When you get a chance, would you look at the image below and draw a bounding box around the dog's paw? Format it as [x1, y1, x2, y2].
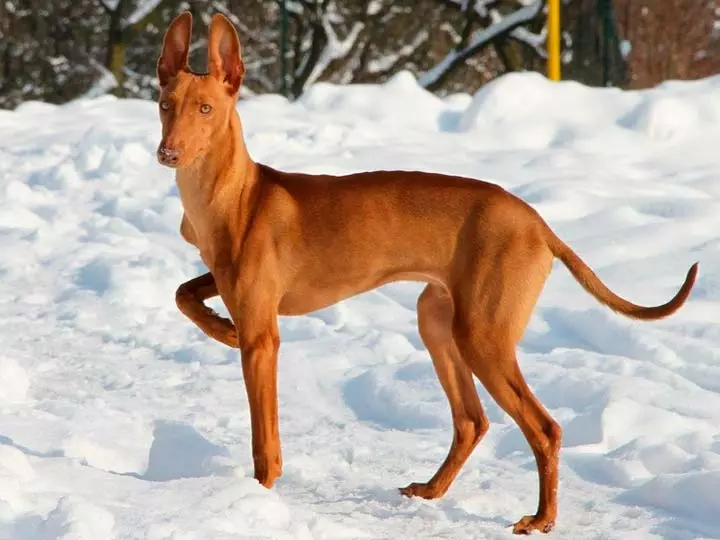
[398, 482, 443, 500]
[512, 515, 555, 535]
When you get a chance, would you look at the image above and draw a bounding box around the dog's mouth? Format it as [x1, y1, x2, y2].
[157, 157, 179, 169]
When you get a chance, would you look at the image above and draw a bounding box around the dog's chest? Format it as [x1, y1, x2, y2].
[175, 175, 223, 260]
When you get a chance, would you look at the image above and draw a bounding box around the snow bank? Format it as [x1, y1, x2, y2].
[0, 357, 30, 404]
[621, 471, 720, 529]
[299, 71, 445, 129]
[458, 72, 720, 148]
[27, 496, 115, 540]
[1, 71, 719, 538]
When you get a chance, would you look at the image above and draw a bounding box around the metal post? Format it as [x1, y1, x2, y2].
[599, 0, 615, 86]
[547, 0, 561, 81]
[279, 0, 288, 97]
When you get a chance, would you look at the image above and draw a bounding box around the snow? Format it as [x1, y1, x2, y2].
[1, 71, 720, 538]
[123, 0, 164, 28]
[366, 0, 383, 16]
[0, 358, 29, 404]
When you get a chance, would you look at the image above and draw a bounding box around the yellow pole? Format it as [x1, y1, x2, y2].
[547, 0, 561, 81]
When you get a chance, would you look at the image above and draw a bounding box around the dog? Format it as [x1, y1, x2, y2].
[156, 12, 697, 534]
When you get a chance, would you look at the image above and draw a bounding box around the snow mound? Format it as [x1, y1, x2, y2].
[143, 421, 234, 481]
[0, 444, 34, 481]
[1, 72, 720, 538]
[0, 357, 30, 403]
[620, 471, 720, 528]
[458, 72, 632, 131]
[459, 72, 558, 129]
[299, 71, 445, 128]
[24, 496, 115, 540]
[342, 360, 445, 431]
[624, 95, 701, 141]
[457, 71, 720, 150]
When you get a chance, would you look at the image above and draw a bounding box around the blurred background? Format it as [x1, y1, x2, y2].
[1, 0, 719, 109]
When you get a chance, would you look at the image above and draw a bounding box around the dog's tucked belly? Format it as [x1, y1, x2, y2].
[277, 269, 443, 316]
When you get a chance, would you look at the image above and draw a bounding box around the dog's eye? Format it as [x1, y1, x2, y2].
[159, 100, 171, 111]
[199, 104, 212, 114]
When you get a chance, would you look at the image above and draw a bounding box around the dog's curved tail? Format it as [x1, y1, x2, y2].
[546, 230, 697, 321]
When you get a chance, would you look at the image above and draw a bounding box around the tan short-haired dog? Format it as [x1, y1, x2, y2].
[157, 12, 697, 534]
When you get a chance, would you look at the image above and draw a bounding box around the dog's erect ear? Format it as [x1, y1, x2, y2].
[157, 11, 193, 88]
[208, 13, 245, 95]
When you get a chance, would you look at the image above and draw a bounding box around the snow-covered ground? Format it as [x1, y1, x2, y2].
[1, 71, 720, 539]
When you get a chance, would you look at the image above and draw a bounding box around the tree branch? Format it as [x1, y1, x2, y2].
[420, 0, 545, 90]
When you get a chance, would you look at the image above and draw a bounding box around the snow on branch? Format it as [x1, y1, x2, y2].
[445, 0, 497, 17]
[419, 0, 544, 88]
[366, 0, 384, 16]
[82, 58, 119, 98]
[368, 30, 429, 74]
[510, 25, 545, 53]
[444, 0, 545, 52]
[212, 1, 273, 43]
[122, 0, 163, 29]
[286, 1, 304, 16]
[488, 4, 545, 55]
[100, 0, 120, 12]
[303, 15, 365, 89]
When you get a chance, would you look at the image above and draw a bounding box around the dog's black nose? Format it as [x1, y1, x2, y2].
[157, 145, 179, 166]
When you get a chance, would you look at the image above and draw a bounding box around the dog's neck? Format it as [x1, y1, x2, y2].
[175, 111, 258, 260]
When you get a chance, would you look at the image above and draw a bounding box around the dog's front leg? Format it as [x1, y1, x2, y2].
[214, 259, 283, 488]
[238, 324, 282, 488]
[175, 273, 238, 348]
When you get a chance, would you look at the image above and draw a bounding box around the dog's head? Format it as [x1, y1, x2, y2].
[155, 12, 244, 168]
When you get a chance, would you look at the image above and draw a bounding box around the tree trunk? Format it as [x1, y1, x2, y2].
[495, 38, 524, 72]
[105, 0, 127, 96]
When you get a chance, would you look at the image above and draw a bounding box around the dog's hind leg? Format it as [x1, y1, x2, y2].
[399, 284, 489, 500]
[456, 334, 561, 535]
[451, 232, 561, 535]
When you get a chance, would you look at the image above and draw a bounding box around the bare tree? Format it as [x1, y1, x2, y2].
[2, 0, 720, 109]
[0, 0, 108, 107]
[96, 0, 168, 96]
[615, 0, 720, 88]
